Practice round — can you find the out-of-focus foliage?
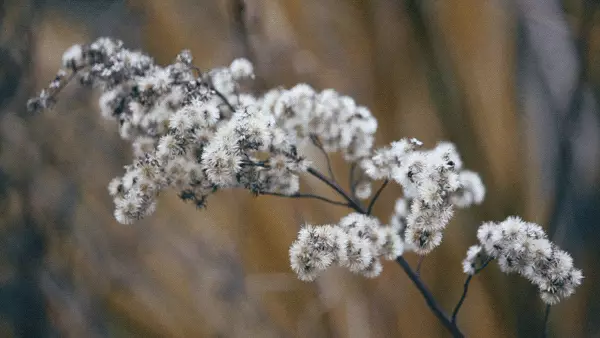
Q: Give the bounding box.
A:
[1,0,599,337]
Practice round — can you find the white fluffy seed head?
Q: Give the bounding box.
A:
[462,245,484,275]
[470,217,583,304]
[377,226,404,260]
[405,227,443,255]
[62,44,84,68]
[355,181,372,200]
[230,58,254,79]
[339,235,373,273]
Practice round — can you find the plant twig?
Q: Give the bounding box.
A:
[303,166,463,337]
[306,167,366,214]
[258,191,349,207]
[349,162,357,194]
[310,134,336,181]
[451,274,472,324]
[396,256,464,337]
[451,257,493,323]
[367,179,389,215]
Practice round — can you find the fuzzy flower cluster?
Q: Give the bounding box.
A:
[464,217,583,305]
[260,85,378,161]
[29,38,388,225]
[365,140,485,254]
[289,213,403,281]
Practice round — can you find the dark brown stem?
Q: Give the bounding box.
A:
[451,274,472,324]
[367,179,389,215]
[303,166,463,337]
[451,257,493,324]
[349,162,357,194]
[258,191,349,207]
[310,134,336,181]
[396,256,464,337]
[306,167,366,214]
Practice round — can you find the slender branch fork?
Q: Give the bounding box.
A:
[367,179,389,215]
[451,258,493,324]
[310,134,337,181]
[301,166,464,337]
[258,191,349,207]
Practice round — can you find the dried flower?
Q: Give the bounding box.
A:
[469,217,583,304]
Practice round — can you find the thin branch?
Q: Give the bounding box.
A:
[213,88,237,112]
[310,134,336,181]
[349,162,357,195]
[258,191,349,207]
[306,167,366,214]
[396,256,464,337]
[305,166,463,336]
[367,179,389,215]
[475,258,492,274]
[451,274,472,324]
[27,69,78,113]
[542,304,551,338]
[451,257,493,324]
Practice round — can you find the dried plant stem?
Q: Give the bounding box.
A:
[306,167,366,214]
[259,191,349,207]
[396,256,464,337]
[452,274,473,324]
[310,134,336,181]
[367,179,389,215]
[451,258,493,324]
[300,166,463,337]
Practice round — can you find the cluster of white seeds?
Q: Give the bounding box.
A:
[289,213,403,281]
[260,85,378,162]
[464,217,583,304]
[364,139,485,254]
[30,38,314,224]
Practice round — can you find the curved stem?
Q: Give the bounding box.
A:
[301,166,463,337]
[451,274,473,324]
[310,134,336,181]
[367,179,389,215]
[306,167,366,214]
[396,256,464,337]
[349,162,357,195]
[259,191,349,207]
[451,257,493,324]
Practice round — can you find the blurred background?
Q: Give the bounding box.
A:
[1,0,599,337]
